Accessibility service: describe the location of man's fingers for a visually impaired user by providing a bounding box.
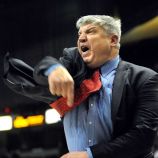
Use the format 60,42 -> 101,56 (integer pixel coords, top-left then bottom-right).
66,80 -> 74,107
60,77 -> 69,98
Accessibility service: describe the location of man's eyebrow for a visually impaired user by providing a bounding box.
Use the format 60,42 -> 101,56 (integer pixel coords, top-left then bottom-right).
86,26 -> 97,31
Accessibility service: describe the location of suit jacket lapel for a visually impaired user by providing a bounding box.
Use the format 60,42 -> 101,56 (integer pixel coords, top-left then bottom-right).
111,60 -> 129,123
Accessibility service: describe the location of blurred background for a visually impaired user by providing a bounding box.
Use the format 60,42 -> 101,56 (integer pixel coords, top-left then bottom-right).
0,0 -> 158,157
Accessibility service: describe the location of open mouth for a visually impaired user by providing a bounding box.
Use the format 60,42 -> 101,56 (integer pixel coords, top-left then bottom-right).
81,46 -> 89,52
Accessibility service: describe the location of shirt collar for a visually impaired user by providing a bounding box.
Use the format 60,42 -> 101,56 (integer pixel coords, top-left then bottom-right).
100,55 -> 120,78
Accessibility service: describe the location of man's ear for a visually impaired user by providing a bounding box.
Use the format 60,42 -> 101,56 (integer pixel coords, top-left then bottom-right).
110,35 -> 119,47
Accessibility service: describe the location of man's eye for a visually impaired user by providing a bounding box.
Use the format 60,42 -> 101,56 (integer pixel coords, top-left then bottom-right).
88,30 -> 93,33
88,29 -> 95,34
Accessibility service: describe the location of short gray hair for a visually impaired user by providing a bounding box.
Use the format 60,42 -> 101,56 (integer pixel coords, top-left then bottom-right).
76,15 -> 121,48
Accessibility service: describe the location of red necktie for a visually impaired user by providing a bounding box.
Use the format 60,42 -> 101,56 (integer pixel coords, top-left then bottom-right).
49,70 -> 101,117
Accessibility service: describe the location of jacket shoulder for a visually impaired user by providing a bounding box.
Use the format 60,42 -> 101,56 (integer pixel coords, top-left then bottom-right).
119,60 -> 157,88
121,60 -> 157,76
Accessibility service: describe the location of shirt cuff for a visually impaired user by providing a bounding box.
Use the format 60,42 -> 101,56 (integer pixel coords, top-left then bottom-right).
86,147 -> 93,158
44,64 -> 62,76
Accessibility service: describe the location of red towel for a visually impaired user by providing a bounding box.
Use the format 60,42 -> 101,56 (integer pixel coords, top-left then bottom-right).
50,70 -> 101,117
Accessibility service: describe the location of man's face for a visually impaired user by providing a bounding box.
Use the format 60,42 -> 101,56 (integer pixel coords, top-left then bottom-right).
77,23 -> 117,68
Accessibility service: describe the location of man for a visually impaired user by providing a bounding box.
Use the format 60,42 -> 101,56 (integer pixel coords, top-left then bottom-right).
33,15 -> 158,158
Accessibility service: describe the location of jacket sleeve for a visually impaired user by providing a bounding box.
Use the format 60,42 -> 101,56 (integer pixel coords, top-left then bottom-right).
3,47 -> 89,105
90,73 -> 158,158
33,47 -> 78,86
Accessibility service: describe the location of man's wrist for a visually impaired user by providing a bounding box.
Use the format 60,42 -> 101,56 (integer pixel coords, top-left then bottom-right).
44,64 -> 62,76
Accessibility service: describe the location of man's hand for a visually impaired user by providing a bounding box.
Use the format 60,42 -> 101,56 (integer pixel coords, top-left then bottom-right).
60,151 -> 88,158
48,66 -> 74,107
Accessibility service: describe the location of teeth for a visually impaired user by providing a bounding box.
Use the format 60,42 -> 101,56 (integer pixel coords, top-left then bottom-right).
81,46 -> 89,52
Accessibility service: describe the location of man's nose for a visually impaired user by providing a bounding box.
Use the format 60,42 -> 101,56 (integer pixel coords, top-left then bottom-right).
78,34 -> 87,43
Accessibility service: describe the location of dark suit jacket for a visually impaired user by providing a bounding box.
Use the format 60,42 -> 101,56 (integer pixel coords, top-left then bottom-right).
91,57 -> 158,158
7,47 -> 158,158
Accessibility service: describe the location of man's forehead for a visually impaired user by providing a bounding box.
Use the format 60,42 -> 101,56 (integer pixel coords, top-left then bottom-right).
78,24 -> 100,32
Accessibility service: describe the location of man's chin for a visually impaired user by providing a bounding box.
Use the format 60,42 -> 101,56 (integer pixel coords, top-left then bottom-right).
86,62 -> 98,69
82,57 -> 97,68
